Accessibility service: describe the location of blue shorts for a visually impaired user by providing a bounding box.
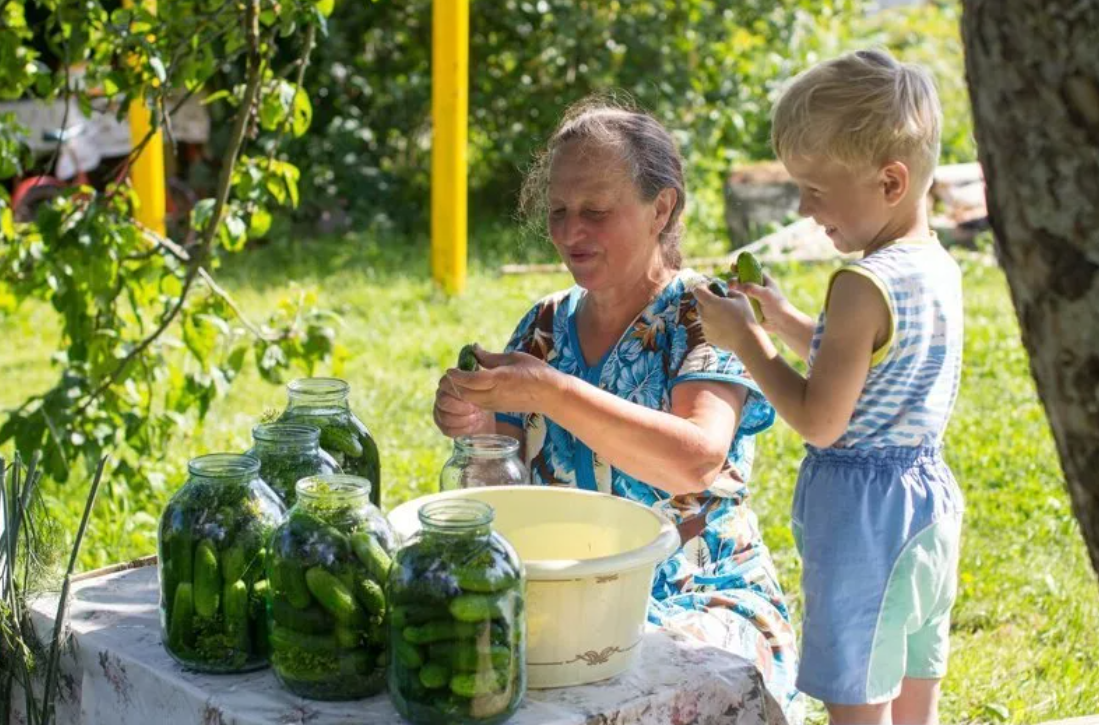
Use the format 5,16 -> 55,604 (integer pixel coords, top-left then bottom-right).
791,445 -> 963,705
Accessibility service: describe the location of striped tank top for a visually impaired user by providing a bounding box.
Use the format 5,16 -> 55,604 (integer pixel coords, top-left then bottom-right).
807,237 -> 964,449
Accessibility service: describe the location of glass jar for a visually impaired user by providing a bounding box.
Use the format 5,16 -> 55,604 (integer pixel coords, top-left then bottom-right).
245,423 -> 341,507
157,454 -> 285,672
388,500 -> 526,724
439,435 -> 529,491
278,377 -> 382,508
266,474 -> 397,700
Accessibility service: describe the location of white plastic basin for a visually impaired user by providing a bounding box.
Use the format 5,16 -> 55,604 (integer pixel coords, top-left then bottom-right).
387,486 -> 680,688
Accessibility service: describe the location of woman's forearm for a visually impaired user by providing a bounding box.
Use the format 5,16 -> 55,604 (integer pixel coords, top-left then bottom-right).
536,374 -> 730,496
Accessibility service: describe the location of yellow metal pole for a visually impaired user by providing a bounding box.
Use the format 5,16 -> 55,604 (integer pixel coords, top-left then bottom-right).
431,0 -> 469,295
126,0 -> 167,236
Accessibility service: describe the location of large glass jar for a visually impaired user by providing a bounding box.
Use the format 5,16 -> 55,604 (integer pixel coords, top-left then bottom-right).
439,436 -> 529,491
158,454 -> 285,672
278,378 -> 382,508
245,423 -> 341,507
266,474 -> 397,700
388,500 -> 526,724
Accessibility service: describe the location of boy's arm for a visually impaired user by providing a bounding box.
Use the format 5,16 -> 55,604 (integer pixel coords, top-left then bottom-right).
735,276 -> 816,362
769,305 -> 816,362
730,272 -> 888,447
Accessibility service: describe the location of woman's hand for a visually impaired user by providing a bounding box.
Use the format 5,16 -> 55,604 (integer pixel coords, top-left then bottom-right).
445,346 -> 558,413
433,373 -> 495,438
692,284 -> 759,352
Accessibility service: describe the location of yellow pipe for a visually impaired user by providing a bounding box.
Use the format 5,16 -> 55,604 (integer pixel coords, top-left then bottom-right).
431,0 -> 469,296
125,0 -> 166,235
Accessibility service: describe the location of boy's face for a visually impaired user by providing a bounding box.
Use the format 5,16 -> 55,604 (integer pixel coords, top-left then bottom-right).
783,155 -> 895,255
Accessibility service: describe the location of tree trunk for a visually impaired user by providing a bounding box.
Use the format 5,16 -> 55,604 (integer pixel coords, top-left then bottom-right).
962,0 -> 1099,581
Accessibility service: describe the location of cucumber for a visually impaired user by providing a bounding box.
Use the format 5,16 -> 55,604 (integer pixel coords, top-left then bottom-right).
271,557 -> 312,609
448,593 -> 509,623
419,661 -> 451,690
168,582 -> 196,651
450,670 -> 508,698
457,344 -> 479,372
390,603 -> 447,629
393,635 -> 424,670
250,579 -> 270,659
169,531 -> 194,584
429,642 -> 511,673
334,625 -> 362,649
321,426 -> 364,459
403,620 -> 477,645
193,540 -> 222,619
305,566 -> 366,627
350,531 -> 391,584
271,597 -> 335,634
221,543 -> 249,584
270,623 -> 340,655
352,577 -> 386,616
223,580 -> 250,651
735,251 -> 765,322
454,564 -> 517,594
707,279 -> 727,297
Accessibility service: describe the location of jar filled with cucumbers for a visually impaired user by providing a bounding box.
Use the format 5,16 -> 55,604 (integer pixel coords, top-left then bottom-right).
244,423 -> 341,507
278,377 -> 382,508
158,454 -> 285,672
388,500 -> 526,724
266,474 -> 396,700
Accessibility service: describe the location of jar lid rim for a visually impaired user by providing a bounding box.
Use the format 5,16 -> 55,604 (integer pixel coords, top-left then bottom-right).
188,453 -> 260,477
252,423 -> 321,443
296,474 -> 372,499
419,499 -> 494,529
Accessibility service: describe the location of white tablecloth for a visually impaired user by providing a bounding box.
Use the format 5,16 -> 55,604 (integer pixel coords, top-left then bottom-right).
20,565 -> 783,725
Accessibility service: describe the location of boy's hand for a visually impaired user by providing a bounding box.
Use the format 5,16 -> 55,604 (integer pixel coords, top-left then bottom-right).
692,284 -> 758,351
730,273 -> 792,335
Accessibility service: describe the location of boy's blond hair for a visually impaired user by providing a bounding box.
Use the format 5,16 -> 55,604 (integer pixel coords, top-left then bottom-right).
771,48 -> 942,193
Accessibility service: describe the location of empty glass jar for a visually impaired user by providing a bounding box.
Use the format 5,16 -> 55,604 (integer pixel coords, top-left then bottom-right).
439,436 -> 528,491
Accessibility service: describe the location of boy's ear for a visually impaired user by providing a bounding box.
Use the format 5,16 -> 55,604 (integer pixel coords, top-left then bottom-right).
879,161 -> 909,206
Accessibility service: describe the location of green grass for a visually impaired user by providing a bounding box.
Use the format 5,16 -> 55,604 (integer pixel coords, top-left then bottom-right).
1,231 -> 1096,723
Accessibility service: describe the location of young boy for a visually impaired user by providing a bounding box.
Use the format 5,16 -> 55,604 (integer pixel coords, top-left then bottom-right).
694,49 -> 964,724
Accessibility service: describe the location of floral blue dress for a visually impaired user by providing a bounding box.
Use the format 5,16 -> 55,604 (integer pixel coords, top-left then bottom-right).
495,271 -> 801,718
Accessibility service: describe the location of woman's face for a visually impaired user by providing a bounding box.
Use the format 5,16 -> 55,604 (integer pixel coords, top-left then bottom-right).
547,140 -> 669,291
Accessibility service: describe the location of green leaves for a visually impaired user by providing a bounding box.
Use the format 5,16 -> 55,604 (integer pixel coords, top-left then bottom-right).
0,0 -> 333,491
260,79 -> 313,138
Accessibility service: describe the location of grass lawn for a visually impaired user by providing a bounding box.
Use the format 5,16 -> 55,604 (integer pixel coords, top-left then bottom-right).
1,229 -> 1096,723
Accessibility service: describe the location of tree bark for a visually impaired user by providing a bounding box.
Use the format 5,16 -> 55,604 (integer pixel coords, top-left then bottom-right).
962,0 -> 1099,581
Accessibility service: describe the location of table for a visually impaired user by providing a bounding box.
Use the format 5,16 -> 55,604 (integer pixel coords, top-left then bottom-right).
20,565 -> 784,725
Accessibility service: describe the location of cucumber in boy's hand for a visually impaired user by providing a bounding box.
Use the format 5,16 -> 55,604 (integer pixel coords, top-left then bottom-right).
734,251 -> 766,323
457,343 -> 480,372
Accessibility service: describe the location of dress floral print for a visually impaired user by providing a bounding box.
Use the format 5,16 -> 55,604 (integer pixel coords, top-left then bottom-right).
496,271 -> 802,719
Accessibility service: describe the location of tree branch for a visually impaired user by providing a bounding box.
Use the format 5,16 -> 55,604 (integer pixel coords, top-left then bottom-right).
75,0 -> 268,416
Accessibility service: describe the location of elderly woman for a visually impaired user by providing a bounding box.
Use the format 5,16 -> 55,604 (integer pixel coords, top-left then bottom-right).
433,100 -> 800,717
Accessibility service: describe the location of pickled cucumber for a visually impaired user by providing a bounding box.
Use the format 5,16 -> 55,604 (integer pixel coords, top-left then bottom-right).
305,566 -> 366,628
168,582 -> 196,651
403,620 -> 477,645
350,531 -> 392,583
193,540 -> 222,619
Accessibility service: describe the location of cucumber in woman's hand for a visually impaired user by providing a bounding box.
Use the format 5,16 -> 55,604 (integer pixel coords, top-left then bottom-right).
457,344 -> 480,372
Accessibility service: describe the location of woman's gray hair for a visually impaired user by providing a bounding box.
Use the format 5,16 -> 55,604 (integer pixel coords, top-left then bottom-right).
520,95 -> 687,269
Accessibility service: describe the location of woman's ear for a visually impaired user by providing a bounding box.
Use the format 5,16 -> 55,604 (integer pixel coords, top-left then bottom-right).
880,161 -> 910,206
651,187 -> 677,236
